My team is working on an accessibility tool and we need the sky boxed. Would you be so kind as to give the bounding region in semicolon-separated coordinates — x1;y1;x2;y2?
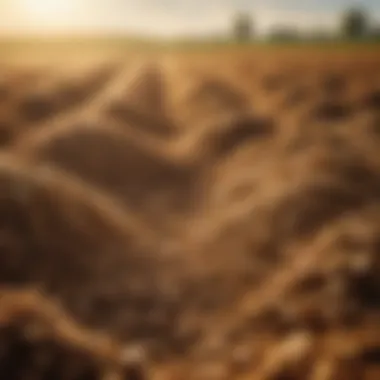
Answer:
0;0;379;38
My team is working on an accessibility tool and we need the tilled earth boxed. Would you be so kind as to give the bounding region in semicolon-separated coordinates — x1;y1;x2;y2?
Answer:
0;49;379;379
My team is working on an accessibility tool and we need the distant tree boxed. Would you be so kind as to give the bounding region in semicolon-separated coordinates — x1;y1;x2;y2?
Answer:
370;25;380;40
307;29;332;42
267;26;300;42
233;12;253;42
341;7;369;39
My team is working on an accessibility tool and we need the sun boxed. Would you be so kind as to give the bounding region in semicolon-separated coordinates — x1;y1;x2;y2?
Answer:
19;0;74;22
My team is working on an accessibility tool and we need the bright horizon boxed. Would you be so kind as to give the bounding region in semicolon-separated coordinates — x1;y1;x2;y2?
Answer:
0;0;380;38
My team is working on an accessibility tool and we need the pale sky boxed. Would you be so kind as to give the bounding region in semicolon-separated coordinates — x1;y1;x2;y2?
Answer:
0;0;379;37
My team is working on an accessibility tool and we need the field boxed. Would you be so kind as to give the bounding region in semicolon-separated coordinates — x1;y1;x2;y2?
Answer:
0;43;379;379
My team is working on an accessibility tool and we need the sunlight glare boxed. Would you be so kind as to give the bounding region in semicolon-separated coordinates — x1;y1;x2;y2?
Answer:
19;0;75;24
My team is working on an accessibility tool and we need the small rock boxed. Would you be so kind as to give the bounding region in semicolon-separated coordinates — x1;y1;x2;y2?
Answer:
258;331;314;379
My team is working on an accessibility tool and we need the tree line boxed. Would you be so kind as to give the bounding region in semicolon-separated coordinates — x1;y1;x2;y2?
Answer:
233;7;380;42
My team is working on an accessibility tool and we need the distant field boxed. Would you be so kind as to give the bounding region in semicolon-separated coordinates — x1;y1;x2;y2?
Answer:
1;37;379;72
0;36;379;54
0;42;379;380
